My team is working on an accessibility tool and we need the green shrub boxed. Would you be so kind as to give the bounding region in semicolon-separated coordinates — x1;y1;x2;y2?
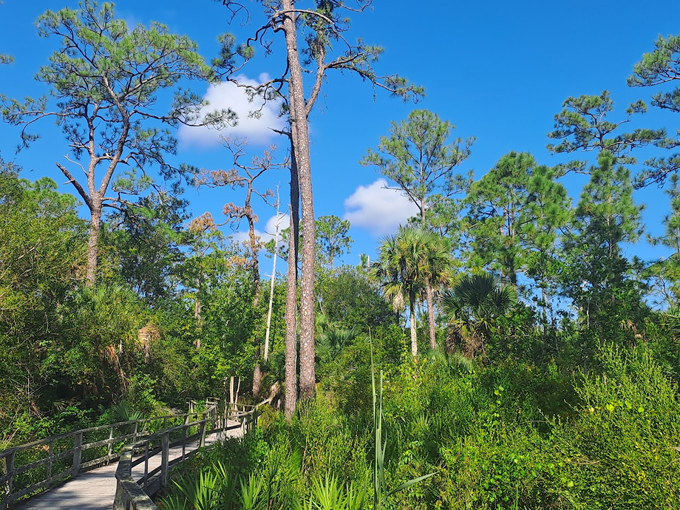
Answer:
549;344;680;508
438;427;559;509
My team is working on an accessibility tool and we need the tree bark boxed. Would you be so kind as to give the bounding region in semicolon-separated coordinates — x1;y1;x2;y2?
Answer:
247;201;261;308
85;200;102;287
409;293;418;357
252;363;263;399
425;278;437;350
284;143;300;420
248;201;263;398
420;206;437;352
282;2;316;401
195;276;203;350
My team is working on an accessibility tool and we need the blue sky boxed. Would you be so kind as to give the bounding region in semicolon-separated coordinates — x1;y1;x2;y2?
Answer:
1;0;680;270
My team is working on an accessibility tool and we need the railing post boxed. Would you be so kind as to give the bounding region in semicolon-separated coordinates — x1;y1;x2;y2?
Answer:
181;426;187;461
144;441;149;487
161;432;169;488
199;419;207;448
72;432;83;477
132;421;139;444
4;450;15;502
48;440;54;479
108;425;114;459
113;478;126;510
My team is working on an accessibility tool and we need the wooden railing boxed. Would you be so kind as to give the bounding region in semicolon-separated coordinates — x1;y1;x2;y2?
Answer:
0;398;222;509
113;401;263;510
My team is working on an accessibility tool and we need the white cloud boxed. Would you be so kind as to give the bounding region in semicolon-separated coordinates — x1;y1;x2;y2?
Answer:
231;213;290;245
178;73;285;147
343;179;418;237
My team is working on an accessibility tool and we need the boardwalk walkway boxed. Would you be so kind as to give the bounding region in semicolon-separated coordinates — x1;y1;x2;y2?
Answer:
13;420;244;510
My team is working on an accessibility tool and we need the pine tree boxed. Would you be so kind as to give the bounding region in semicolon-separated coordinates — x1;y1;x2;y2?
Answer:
648;174;680;306
316;215;353;272
628;34;680;186
216;0;422;411
561;151;645;337
362;109;471;348
548;92;654;337
466;152;570;323
2;1;231;285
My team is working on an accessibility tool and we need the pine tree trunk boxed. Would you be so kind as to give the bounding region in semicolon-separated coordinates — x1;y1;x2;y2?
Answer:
284;143;300;420
248;211;261;308
252;363;262;399
85;201;102;287
282;3;316;401
249;210;263;398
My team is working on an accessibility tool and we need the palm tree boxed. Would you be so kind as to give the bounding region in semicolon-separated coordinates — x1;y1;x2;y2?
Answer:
373;233;416;355
315;313;357;359
442;273;516;357
372;227;451;356
372;235;408;351
416;230;454;350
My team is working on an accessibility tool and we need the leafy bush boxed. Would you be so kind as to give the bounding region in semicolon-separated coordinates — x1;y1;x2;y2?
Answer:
549;344;680;508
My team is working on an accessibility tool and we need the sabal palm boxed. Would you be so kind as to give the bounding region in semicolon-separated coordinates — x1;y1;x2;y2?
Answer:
372;233;416;355
372;234;405;308
442;273;515;356
315;313;357;359
416;230;453;350
372;227;451;356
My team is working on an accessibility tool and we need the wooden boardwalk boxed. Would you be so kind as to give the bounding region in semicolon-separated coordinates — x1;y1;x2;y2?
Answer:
14;420;244;510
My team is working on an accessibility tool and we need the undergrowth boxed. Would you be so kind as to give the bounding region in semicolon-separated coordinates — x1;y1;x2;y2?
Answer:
158;341;680;509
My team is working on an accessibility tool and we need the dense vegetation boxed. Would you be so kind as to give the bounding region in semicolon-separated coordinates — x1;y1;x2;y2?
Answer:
2;1;680;508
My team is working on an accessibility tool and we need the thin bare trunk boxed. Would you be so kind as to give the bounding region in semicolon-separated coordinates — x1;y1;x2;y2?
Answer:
410;293;418;357
264;211;281;363
425;278;436;350
284;147;300;420
282;3;316;401
255;204;281;399
229;376;235;410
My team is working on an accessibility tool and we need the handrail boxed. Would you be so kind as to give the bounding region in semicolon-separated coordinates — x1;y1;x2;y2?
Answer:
0;398;220;509
113;401;262;510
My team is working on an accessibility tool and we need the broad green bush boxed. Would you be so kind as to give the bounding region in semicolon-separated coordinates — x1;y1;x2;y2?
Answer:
437;427;560;509
549;344;680;508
